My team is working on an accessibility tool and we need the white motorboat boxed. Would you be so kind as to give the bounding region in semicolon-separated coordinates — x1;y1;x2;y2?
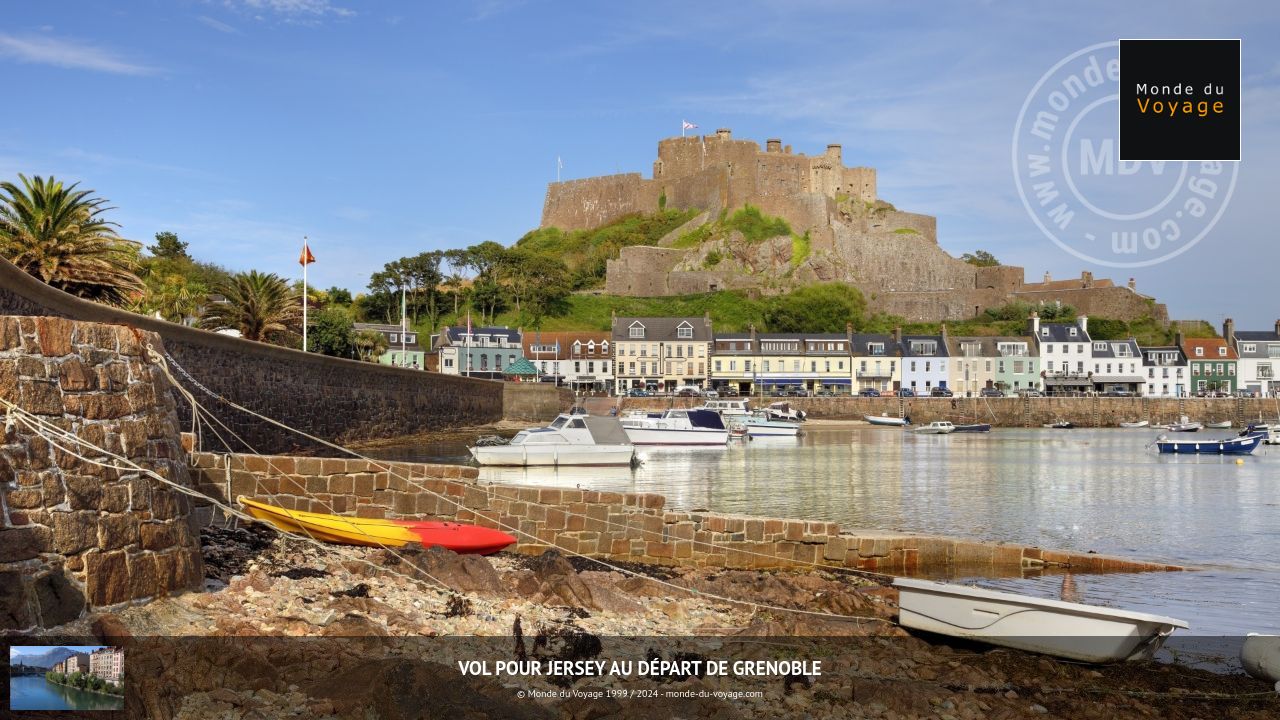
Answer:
865;414;910;427
1205;420;1232;429
1241;634;1280;684
470;413;634;466
1163;415;1203;432
741;409;801;437
1240;423;1280;445
697;398;751;417
912;421;955;434
766;401;806;422
620;408;729;445
893;578;1188;663
1118;420;1149;428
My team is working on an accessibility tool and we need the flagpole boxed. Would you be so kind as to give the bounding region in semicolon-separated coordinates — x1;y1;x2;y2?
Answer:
556;156;561;183
301;236;308;353
400;283;407;367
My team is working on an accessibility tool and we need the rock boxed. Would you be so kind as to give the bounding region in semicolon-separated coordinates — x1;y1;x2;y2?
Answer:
32;569;85;626
0;572;35;630
383;544;504;594
50;510;99;554
0;524;52;562
86;549;132;606
91;612;134;642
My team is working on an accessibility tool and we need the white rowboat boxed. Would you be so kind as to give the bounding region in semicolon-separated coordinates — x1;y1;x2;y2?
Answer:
865;414;909;427
893;578;1188;663
1119;420;1149;428
912;421;955;435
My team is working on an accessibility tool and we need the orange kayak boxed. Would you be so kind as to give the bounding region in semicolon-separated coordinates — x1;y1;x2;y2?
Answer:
237;496;516;554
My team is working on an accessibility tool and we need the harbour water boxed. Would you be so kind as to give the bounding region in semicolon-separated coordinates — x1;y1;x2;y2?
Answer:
370;426;1280;638
8;675;125;711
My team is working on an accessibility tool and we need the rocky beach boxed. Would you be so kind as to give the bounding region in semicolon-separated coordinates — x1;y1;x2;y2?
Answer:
24;524;1277;720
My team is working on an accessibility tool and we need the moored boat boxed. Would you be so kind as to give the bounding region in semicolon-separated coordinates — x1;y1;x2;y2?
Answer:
697;398;752;417
1163;415;1203;432
1240;423;1280;445
912;421;955;434
1119;420;1149;428
470;412;634;466
741;409;802;437
952;423;992;433
1205;420;1232;429
239;497;517;553
1043;420;1074;429
893;578;1188;663
621;408;729;445
1154;431;1264;455
766;401;806;422
865;414;910;427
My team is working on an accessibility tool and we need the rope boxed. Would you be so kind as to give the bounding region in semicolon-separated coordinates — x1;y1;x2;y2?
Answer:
150;346;893;624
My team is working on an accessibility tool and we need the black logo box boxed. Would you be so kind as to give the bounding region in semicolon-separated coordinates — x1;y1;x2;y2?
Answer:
1119;39;1241;161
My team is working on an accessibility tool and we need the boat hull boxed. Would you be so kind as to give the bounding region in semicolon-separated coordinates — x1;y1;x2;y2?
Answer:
470;444;635;466
622;427;729;445
1155;434;1262;454
893;578;1187;663
865;415;909;427
952;424;991;433
238;497;516;554
1119;421;1149;428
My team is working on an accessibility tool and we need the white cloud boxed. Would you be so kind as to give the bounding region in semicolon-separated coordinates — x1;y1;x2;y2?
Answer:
222;0;355;22
0;33;158;76
196;15;241;34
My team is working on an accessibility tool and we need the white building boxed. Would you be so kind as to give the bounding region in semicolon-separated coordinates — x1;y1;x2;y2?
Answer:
1031;314;1094;395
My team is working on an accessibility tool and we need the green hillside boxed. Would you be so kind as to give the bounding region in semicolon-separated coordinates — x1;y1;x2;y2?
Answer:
513;209;697;288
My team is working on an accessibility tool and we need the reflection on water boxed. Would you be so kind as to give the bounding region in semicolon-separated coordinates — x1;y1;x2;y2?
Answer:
368;427;1280;636
8;676;125;711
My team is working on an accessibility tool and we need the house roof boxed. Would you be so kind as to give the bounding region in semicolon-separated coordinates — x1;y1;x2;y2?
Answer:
1089;338;1141;358
900;335;949;357
1141;345;1188;364
503;358;540;376
353;323;423;351
441;325;522;344
612;316;713;342
945;336;1034;357
1035;322;1091;343
522;331;611;359
1181;337;1238;360
850;333;898;356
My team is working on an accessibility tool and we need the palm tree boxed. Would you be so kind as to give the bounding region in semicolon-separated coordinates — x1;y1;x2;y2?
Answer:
0;174;144;305
353;329;389;362
443;272;466;315
200;270;301;342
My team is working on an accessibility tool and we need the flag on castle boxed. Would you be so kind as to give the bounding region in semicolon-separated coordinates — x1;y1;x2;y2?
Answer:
682;120;698;130
299;242;315;266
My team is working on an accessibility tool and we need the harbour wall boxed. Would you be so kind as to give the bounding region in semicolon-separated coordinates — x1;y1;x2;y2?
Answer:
0;260;567;454
618;396;1279;427
190;451;1181;578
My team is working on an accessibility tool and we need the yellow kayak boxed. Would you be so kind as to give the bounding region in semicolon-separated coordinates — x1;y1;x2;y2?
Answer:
237;496;516;554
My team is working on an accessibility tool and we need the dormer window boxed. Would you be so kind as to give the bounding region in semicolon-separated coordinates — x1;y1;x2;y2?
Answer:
629;322;646;339
1093;342;1107;352
867;342;884;355
1218;347;1226;356
602;341;609;352
1195;347;1203;356
1069;328;1078;336
1041;328;1049;336
677;321;694;339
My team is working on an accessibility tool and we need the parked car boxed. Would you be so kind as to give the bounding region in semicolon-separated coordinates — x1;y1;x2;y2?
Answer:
627;388;650;397
929;387;954;397
704;390;720;399
720;387;739;397
784;388;807;397
979;388;1004;398
859;388;881;397
1101;389;1133;397
674;386;702;397
894;388;915;398
815;389;833;397
1017;389;1044;397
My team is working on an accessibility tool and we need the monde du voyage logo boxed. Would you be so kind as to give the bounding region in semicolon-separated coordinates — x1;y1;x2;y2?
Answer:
1012;40;1240;268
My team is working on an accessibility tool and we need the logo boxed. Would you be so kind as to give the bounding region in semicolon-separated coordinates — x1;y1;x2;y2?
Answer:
1012;41;1238;268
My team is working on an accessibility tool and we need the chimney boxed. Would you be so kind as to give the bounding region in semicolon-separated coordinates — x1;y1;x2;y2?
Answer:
940;322;948;341
1077;315;1088;335
846;321;854;345
1275;319;1280;337
766;138;782;153
1081;271;1093;287
893;326;902;344
748;323;758;344
715;128;732;141
1028;311;1040;337
1175;330;1185;348
784;144;792;154
1223;318;1235;345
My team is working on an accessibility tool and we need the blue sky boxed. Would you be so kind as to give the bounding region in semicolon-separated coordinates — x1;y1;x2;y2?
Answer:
10;646;106;659
2;1;1277;326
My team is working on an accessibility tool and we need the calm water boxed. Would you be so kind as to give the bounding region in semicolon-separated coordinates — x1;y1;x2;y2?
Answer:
8;675;125;711
370;427;1280;637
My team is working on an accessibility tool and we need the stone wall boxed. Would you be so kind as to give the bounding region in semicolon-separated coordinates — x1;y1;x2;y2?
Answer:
503;383;575;423
191;451;1178;577
0;258;540;455
620;395;1274;427
1;317;204;631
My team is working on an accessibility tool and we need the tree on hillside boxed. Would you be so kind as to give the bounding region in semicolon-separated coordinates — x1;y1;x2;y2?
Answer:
325;286;353;305
461;241;507;281
200;270;301;343
961;250;1000;267
148;231;190;261
401;250;444;329
138;273;204;322
503;249;570;323
0;174;144;305
308;305;357;357
764;283;867;333
470;278;506;324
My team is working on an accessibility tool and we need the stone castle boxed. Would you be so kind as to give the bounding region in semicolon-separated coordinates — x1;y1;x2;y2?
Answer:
541;129;1167;323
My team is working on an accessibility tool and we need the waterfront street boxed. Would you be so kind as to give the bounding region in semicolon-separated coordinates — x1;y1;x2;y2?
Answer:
371;426;1280;638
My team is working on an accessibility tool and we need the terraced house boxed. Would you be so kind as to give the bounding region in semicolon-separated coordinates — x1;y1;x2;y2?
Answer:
611;313;713;393
851;334;900;393
709;326;855;395
946;335;1040;396
522;331;613;392
1031;314;1093;395
1142;336;1190;398
1088;337;1144;395
1224;318;1280;397
432;325;525;380
1182;335;1237;395
898;329;950;394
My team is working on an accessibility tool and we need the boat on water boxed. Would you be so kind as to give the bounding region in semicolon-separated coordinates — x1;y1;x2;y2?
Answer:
1205;420;1232;429
765;401;806;422
741;409;802;437
865;414;910;427
1155;430;1264;455
470;412;634;466
1163;415;1203;432
893;578;1188;663
952;423;992;433
1043;420;1074;429
1241;423;1280;445
239;497;517;553
620;408;729;445
1119;420;1149;428
698;398;752;417
913;421;955;434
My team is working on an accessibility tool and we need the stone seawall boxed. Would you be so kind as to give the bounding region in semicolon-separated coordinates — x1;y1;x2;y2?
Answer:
0;258;565;454
1;317;204;631
191;451;1179;577
621;396;1277;427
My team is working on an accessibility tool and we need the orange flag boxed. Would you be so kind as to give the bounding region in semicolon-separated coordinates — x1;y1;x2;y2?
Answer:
299;242;316;266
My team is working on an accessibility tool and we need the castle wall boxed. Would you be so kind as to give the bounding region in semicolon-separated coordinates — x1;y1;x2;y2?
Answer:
541;173;658;231
1010;286;1168;323
605;247;687;295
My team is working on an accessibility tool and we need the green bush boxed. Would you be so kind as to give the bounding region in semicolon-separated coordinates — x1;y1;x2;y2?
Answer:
726;205;791;243
703;250;723;268
790;232;811;269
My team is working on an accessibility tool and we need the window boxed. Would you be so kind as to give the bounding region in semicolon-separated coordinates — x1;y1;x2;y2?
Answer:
961;342;982;356
1078;344;1085;353
1094;342;1108;352
985;360;992;372
1192;363;1200;374
677;322;693;339
1194;347;1204;357
998;360;1006;373
911;361;917;372
574;361;581;373
1260;364;1274;379
1270;344;1280;358
629;323;645;338
730;361;737;371
1242;343;1257;354
910;341;937;355
1218;347;1226;356
763;360;771;372
868;342;885;355
406;334;415;344
629;362;635;374
1229;365;1236;375
1114;344;1133;357
390;333;398;343
1045;344;1053;353
744;360;752;372
714;360;722;372
1069;328;1077;336
1041;328;1049;336
1047;361;1054;371
444;358;453;368
1013;360;1024;374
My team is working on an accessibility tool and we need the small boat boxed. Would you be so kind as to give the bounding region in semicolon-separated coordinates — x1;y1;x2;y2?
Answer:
621;408;729;445
1241;634;1280;684
1205;420;1232;429
766;401;806;422
1119;420;1149;429
865;414;910;427
1241;423;1280;445
912;421;955;434
470;412;634;466
1154;431;1264;455
741;409;802;437
697;398;751;417
952;423;992;433
893;578;1188;663
1163;415;1203;432
1043;420;1074;429
239;497;517;554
